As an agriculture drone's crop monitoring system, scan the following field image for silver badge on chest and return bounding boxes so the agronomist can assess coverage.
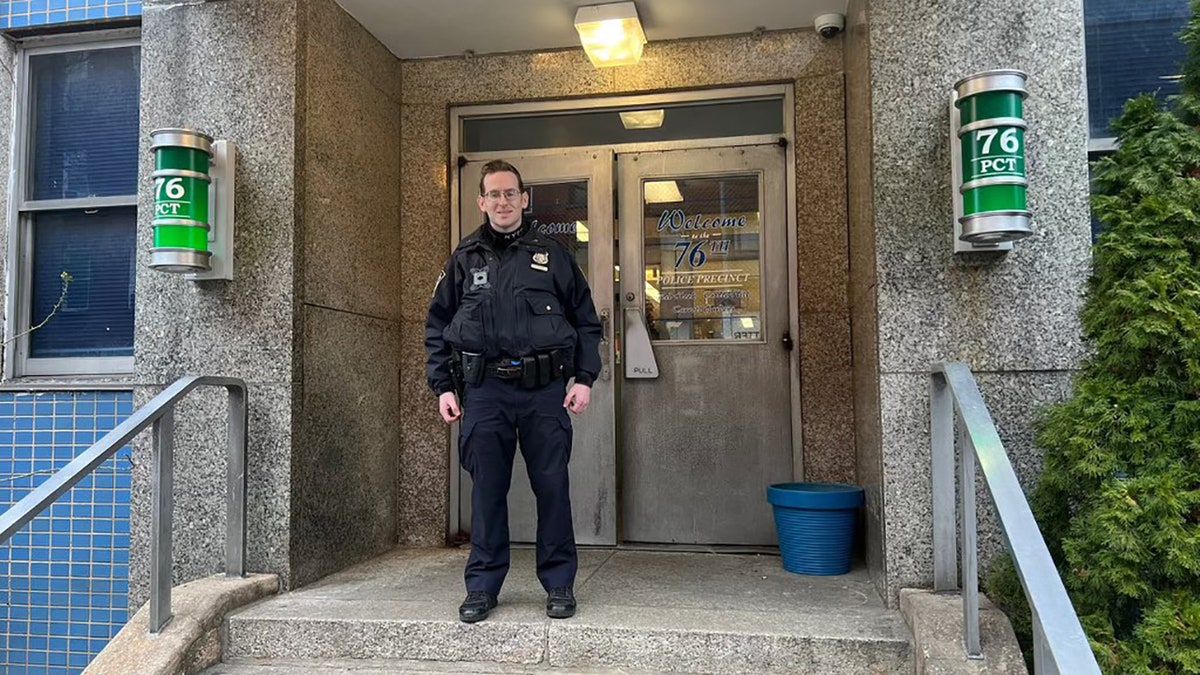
[531,250,549,272]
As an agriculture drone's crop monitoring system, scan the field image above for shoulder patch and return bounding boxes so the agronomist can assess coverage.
[432,269,446,299]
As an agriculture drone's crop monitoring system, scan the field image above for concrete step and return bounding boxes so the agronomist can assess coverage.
[219,548,912,675]
[203,657,676,674]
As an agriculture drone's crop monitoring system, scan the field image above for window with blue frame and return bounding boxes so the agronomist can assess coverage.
[1084,0,1189,240]
[14,40,140,376]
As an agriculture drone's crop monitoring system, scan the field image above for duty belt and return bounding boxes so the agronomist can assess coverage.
[479,350,566,388]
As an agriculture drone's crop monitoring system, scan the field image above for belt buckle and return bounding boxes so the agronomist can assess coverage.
[496,360,523,378]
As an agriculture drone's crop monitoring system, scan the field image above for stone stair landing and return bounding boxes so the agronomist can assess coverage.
[212,548,911,674]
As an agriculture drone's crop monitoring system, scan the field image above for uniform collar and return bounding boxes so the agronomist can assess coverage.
[481,219,530,248]
[461,218,547,253]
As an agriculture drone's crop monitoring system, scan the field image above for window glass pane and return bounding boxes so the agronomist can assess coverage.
[463,98,783,152]
[30,46,140,200]
[1085,0,1188,138]
[526,180,589,277]
[642,175,761,341]
[30,207,135,359]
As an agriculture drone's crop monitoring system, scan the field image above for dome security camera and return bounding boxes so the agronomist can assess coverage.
[814,13,845,38]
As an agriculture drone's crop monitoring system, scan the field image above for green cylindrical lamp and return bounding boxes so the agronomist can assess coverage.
[150,128,213,272]
[954,69,1032,244]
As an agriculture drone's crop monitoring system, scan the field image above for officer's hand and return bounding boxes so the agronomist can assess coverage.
[564,383,591,414]
[438,391,462,423]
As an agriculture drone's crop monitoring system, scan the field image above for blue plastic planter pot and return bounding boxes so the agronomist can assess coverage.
[767,482,864,575]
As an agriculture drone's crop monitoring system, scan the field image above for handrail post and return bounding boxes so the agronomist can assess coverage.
[1033,606,1056,674]
[0,375,252,638]
[931,371,957,591]
[931,362,1101,672]
[959,416,982,658]
[149,407,175,633]
[225,384,247,577]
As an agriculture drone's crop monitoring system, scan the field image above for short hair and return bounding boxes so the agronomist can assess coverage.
[478,159,525,195]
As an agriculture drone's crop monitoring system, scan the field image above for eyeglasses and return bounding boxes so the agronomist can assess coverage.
[482,189,523,203]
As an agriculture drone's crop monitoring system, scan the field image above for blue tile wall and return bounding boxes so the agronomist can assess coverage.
[0,391,134,675]
[0,0,141,29]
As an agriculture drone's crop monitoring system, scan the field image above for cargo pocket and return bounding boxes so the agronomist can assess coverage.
[555,409,573,463]
[458,418,478,474]
[529,408,574,472]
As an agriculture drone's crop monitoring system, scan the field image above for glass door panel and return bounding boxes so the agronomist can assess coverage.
[642,174,763,342]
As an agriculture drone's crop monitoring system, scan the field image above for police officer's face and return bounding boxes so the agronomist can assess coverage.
[478,171,529,232]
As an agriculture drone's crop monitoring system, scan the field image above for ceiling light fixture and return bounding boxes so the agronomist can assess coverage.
[574,2,647,68]
[619,109,664,129]
[644,180,683,203]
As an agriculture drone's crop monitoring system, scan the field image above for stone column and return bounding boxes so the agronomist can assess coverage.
[289,0,402,587]
[846,0,1090,606]
[133,0,402,606]
[134,0,304,608]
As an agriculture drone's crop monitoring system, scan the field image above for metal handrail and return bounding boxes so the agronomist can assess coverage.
[0,375,248,634]
[931,362,1099,674]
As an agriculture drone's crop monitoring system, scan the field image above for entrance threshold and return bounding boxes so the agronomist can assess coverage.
[508,542,781,556]
[617,542,780,556]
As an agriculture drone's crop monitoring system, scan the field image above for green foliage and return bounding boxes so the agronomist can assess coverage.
[989,3,1200,672]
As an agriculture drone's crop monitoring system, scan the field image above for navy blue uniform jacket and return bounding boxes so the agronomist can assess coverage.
[425,222,603,396]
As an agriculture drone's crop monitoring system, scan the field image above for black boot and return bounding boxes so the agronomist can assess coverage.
[546,587,576,619]
[459,590,497,623]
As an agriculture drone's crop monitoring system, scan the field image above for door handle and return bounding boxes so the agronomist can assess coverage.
[623,306,659,378]
[781,331,794,351]
[599,309,612,382]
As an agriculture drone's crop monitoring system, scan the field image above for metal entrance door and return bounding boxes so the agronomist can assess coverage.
[617,146,792,545]
[456,151,617,545]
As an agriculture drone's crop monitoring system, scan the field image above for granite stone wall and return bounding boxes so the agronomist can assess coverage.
[126,0,1087,609]
[291,0,402,589]
[134,0,304,609]
[132,0,402,605]
[845,0,1090,605]
[398,30,853,546]
[845,0,887,603]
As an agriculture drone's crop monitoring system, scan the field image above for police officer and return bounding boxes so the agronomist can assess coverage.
[425,159,602,624]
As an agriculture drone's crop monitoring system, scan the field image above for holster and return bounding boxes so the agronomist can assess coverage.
[460,351,486,386]
[449,356,466,398]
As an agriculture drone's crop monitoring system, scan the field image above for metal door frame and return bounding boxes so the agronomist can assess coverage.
[447,84,803,539]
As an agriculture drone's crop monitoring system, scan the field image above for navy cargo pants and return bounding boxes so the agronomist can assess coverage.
[459,376,577,594]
